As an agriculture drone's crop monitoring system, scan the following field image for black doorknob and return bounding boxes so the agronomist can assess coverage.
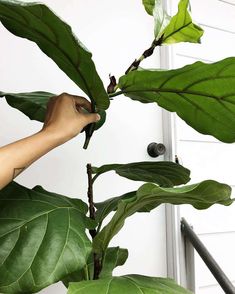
[147,142,166,158]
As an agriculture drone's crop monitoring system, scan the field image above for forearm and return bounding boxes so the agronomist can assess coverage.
[0,129,62,189]
[0,94,99,190]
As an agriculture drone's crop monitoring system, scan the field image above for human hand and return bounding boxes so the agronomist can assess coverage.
[42,93,100,144]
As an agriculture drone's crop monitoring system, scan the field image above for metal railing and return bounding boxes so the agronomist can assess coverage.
[181,218,235,294]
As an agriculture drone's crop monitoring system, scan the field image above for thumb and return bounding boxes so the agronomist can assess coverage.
[83,112,101,124]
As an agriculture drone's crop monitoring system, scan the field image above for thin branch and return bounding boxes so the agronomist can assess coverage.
[125,36,164,75]
[108,91,124,98]
[87,163,96,237]
[93,253,102,280]
[86,163,103,280]
[107,37,163,99]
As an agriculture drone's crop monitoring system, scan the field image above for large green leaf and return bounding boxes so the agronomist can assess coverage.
[119,58,235,143]
[0,0,109,110]
[0,91,54,122]
[93,180,232,253]
[0,182,93,293]
[92,161,191,187]
[161,0,203,44]
[68,275,192,294]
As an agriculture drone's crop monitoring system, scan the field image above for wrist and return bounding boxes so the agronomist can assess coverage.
[39,127,68,147]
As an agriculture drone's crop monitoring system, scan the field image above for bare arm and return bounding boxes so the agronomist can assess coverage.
[0,93,100,189]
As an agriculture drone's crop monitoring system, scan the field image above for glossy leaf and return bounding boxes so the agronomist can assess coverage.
[68,275,192,294]
[119,58,235,143]
[93,180,232,253]
[0,0,109,110]
[0,91,54,122]
[162,0,203,44]
[0,182,93,293]
[63,247,128,286]
[92,161,191,187]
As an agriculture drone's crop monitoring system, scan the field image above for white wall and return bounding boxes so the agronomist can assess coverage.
[169,0,235,293]
[0,1,167,293]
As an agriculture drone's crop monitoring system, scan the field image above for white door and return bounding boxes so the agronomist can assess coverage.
[166,0,235,293]
[0,1,168,293]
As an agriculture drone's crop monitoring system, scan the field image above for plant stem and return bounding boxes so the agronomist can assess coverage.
[83,135,91,150]
[108,91,124,98]
[83,123,96,149]
[83,103,97,149]
[107,38,163,99]
[86,163,103,279]
[87,164,96,232]
[93,253,103,280]
[125,36,164,75]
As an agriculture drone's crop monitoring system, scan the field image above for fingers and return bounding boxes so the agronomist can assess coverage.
[61,93,100,124]
[64,93,93,113]
[50,93,93,112]
[71,95,100,124]
[44,93,100,125]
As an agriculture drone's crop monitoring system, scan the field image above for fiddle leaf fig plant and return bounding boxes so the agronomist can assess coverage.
[0,0,234,293]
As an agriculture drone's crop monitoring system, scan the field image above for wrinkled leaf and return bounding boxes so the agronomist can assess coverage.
[162,0,203,44]
[68,275,192,294]
[0,91,54,122]
[0,182,92,293]
[153,0,171,40]
[0,0,109,110]
[92,161,191,187]
[142,0,171,39]
[119,58,235,143]
[63,247,128,286]
[93,180,232,253]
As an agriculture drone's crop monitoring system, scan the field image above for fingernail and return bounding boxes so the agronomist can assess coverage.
[96,114,101,122]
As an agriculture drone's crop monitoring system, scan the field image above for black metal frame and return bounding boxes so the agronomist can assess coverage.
[181,218,235,294]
